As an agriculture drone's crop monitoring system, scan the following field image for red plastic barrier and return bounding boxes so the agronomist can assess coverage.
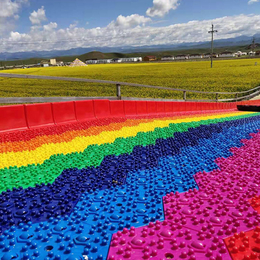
[147,101,157,115]
[0,105,28,132]
[0,99,249,133]
[186,102,194,112]
[93,100,111,118]
[52,101,77,124]
[186,102,198,111]
[75,100,95,121]
[136,101,147,115]
[124,101,137,116]
[211,102,216,110]
[217,103,223,110]
[26,103,54,128]
[110,100,125,117]
[172,102,180,112]
[201,102,208,110]
[180,102,187,112]
[157,102,165,114]
[165,102,172,114]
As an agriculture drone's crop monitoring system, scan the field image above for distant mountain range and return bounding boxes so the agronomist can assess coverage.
[1,34,260,61]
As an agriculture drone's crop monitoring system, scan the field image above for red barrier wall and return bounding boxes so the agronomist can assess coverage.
[136,101,147,115]
[1,99,259,133]
[124,101,137,116]
[165,102,172,114]
[172,102,180,112]
[26,103,54,128]
[75,100,95,121]
[110,100,125,117]
[93,100,111,118]
[0,105,28,132]
[157,102,165,114]
[52,101,77,124]
[147,101,157,115]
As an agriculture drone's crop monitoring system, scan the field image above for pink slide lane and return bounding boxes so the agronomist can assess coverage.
[108,131,260,260]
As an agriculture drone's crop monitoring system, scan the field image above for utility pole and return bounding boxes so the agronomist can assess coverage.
[251,37,256,52]
[208,24,218,68]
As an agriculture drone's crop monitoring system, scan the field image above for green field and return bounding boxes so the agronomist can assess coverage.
[1,59,260,101]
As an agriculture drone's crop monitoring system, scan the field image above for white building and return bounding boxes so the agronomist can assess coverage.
[56,61,64,66]
[161,56,175,61]
[98,59,112,64]
[218,51,236,58]
[50,59,57,65]
[86,59,98,64]
[204,53,218,58]
[121,57,142,62]
[86,59,112,64]
[112,58,122,63]
[189,54,203,59]
[249,51,256,56]
[175,55,189,60]
[235,51,247,57]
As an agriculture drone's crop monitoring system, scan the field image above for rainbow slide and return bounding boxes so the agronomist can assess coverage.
[0,100,260,260]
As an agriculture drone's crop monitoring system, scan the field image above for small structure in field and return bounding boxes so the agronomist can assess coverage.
[70,58,88,67]
[143,56,157,62]
[161,55,174,61]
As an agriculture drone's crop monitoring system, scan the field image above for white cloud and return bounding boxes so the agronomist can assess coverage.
[0,0,28,35]
[69,21,79,29]
[146,0,180,17]
[248,0,259,4]
[29,6,47,25]
[108,14,151,29]
[1,14,260,53]
[0,0,19,18]
[43,22,57,31]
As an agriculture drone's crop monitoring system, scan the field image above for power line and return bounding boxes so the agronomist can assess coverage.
[208,24,217,68]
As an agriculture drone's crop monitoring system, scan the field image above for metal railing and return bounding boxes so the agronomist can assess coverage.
[0,73,260,103]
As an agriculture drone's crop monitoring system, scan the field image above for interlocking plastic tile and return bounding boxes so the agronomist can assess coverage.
[249,197,260,214]
[1,113,260,259]
[224,227,260,260]
[107,122,260,259]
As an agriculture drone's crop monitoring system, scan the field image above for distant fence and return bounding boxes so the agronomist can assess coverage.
[0,73,260,103]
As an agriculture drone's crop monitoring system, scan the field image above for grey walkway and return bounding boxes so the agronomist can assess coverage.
[251,95,260,100]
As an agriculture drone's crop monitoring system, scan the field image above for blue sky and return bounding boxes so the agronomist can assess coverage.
[16,0,260,32]
[0,0,260,53]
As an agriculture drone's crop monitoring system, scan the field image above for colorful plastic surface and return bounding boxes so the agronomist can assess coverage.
[1,103,260,259]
